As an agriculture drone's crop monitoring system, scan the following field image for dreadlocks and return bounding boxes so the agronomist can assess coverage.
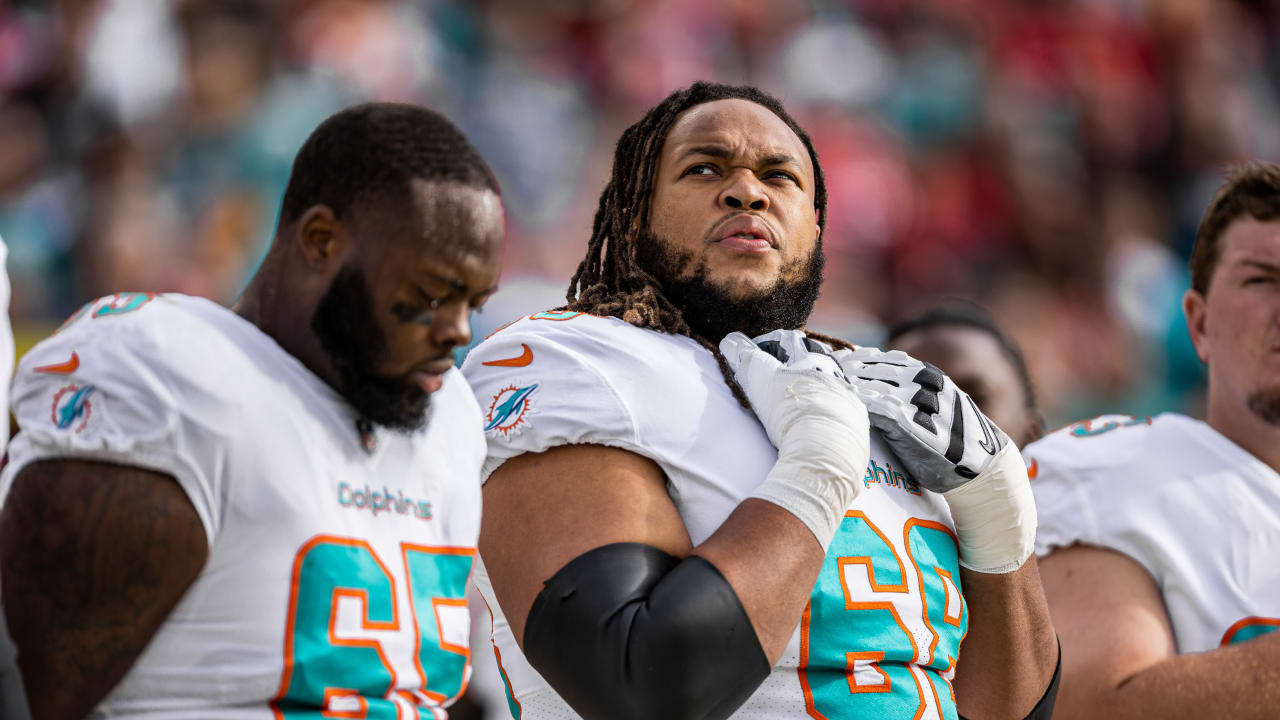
[564,82,829,407]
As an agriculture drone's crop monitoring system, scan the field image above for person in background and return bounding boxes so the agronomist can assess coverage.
[887,303,1044,449]
[1026,162,1280,719]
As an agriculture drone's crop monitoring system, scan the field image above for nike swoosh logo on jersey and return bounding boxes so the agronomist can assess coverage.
[35,352,80,375]
[1027,459,1039,479]
[482,343,533,367]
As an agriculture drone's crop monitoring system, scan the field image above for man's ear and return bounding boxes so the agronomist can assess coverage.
[1182,288,1210,364]
[1025,409,1047,447]
[294,205,346,272]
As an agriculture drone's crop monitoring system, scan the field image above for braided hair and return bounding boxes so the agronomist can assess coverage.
[564,82,828,407]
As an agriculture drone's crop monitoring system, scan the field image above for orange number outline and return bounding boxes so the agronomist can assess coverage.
[400,544,477,706]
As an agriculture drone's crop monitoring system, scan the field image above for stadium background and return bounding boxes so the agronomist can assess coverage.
[2,1,1278,717]
[2,0,1276,442]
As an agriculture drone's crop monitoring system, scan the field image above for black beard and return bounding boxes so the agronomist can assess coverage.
[634,227,824,342]
[1247,387,1280,427]
[311,266,431,433]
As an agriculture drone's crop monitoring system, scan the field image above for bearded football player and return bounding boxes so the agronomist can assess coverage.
[0,103,503,719]
[463,82,1058,720]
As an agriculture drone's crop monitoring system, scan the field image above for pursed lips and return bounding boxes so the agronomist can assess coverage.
[708,213,778,249]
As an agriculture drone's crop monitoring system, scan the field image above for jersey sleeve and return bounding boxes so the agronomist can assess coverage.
[1025,414,1155,557]
[0,297,234,545]
[460,323,642,482]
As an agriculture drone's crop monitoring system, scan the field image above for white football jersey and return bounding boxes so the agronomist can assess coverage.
[1027,413,1280,652]
[461,311,967,720]
[0,293,486,719]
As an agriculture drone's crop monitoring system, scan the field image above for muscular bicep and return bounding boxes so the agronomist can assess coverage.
[1039,544,1175,720]
[479,444,693,646]
[0,459,208,720]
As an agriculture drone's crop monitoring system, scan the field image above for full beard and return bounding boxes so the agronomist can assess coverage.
[634,228,825,342]
[1247,387,1280,427]
[311,265,433,433]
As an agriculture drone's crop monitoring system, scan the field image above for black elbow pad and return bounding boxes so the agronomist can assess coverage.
[523,543,770,720]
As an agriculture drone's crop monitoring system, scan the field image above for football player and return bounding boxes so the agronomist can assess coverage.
[0,103,503,719]
[1027,162,1280,718]
[887,303,1044,448]
[463,82,1058,720]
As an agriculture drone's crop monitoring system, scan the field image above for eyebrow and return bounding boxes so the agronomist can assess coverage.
[1238,259,1280,274]
[417,270,498,297]
[678,145,800,168]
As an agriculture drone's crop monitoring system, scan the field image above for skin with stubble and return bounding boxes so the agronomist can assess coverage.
[1185,217,1280,463]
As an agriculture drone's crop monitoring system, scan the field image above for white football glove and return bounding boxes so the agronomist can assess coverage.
[834,346,1036,573]
[721,330,871,551]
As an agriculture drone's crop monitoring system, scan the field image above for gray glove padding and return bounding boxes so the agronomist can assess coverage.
[834,346,1007,493]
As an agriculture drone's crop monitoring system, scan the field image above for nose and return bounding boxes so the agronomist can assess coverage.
[719,169,769,212]
[431,301,472,352]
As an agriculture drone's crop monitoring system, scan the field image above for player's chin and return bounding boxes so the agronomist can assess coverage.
[349,376,434,433]
[378,391,433,433]
[705,268,782,301]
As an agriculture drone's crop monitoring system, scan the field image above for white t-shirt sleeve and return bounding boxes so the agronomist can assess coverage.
[461,325,642,483]
[0,299,232,545]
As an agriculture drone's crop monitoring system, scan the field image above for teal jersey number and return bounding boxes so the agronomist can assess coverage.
[272,535,475,718]
[800,512,967,719]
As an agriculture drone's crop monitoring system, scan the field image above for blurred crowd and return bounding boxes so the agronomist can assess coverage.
[2,0,1278,428]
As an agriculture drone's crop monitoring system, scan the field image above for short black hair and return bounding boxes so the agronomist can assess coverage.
[565,81,827,408]
[279,102,498,227]
[887,302,1039,412]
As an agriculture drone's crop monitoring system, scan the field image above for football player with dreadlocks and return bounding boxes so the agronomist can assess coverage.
[463,82,1058,720]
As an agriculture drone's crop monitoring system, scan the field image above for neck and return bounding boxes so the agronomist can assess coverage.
[234,252,344,392]
[1206,389,1280,474]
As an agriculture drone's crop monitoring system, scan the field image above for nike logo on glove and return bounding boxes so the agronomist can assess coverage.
[35,352,80,375]
[482,343,534,367]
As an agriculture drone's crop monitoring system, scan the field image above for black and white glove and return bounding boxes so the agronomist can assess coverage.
[721,330,871,551]
[834,346,1036,573]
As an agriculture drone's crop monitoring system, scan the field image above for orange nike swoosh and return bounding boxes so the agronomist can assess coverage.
[482,343,533,367]
[1027,459,1039,479]
[35,351,79,375]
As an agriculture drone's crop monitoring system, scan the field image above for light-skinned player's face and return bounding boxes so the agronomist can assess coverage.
[1185,217,1280,424]
[648,99,820,300]
[314,179,503,430]
[890,325,1041,447]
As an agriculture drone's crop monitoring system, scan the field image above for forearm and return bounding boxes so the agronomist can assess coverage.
[1067,632,1280,720]
[954,557,1058,720]
[694,498,826,661]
